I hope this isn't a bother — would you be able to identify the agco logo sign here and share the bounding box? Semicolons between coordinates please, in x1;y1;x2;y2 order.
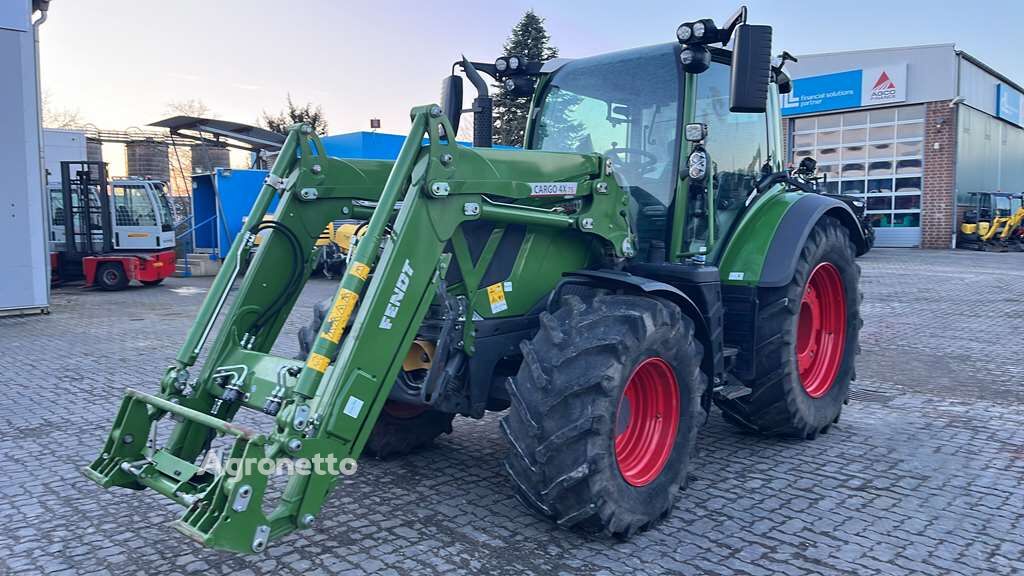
869;70;898;102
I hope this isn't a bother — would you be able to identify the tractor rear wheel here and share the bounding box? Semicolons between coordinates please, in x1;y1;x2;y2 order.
296;297;454;458
715;216;861;438
502;294;706;538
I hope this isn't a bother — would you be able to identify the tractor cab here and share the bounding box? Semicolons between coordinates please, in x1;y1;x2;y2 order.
445;7;783;265
108;178;176;250
526;41;778;262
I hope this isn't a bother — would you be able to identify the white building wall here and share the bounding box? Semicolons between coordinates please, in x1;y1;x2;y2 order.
0;0;49;314
787;44;958;111
43;129;88;183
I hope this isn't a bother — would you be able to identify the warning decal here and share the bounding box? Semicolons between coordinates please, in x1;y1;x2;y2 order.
307;352;331;373
322;289;359;343
486;282;508;314
349;262;370;280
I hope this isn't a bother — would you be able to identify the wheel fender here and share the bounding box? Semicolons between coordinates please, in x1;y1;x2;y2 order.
555;269;709;348
760;194;867;288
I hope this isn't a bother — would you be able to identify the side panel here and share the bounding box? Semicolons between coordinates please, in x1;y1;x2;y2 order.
716;188;800;286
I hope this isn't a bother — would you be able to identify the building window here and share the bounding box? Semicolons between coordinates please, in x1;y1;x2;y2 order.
790;104;924;230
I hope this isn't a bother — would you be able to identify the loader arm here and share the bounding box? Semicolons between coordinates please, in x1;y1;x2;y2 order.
83;105;633;553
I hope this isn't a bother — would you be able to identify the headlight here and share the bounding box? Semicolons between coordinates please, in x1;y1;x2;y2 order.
692;21;705;39
495;57;508;72
676;23;692;42
679;45;711;74
688;149;707;180
504;78;516;91
852;200;865;208
508;56;520;71
684;123;707;143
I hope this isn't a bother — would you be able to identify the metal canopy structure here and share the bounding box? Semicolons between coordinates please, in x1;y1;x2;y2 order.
148;116;285;152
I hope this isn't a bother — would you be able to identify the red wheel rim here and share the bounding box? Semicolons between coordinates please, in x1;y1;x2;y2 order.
614;357;680;487
797;262;847;398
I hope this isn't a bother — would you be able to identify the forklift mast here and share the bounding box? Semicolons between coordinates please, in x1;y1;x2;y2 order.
59;161;113;258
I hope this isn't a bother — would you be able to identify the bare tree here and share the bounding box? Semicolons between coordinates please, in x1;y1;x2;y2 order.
41;90;84;129
165;98;216;118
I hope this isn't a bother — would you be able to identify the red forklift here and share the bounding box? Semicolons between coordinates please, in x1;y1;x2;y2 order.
50;161;177;290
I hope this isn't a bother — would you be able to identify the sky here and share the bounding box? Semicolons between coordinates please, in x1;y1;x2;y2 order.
39;0;1024;141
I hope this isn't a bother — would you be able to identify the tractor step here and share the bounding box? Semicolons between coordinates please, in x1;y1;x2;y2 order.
713;382;752;400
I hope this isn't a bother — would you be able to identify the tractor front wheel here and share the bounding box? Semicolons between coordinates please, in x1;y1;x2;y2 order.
502;294;706;538
715;216;861;438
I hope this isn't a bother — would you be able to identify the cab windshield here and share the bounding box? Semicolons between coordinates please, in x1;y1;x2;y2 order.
152;182;175;231
530;43;682;208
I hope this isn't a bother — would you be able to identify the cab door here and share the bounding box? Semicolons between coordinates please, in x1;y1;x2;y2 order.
110;182;162;250
150;182;177;249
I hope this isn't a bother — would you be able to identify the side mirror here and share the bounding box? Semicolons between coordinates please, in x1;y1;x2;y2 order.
797;156;817;175
440;75;464;136
729;24;772;113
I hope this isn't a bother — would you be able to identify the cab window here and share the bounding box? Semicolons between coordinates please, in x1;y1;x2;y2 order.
112;184;158;226
151;182;175;231
692;61;769;245
532;44;681;208
50;189;65;226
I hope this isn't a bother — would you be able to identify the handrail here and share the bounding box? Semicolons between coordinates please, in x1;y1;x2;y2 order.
175;214;217;241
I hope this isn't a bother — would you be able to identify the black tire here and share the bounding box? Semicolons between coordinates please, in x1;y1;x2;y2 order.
141;279;164;286
715;216;861;438
502;293;707;538
96;262;129;291
296;297;454;458
862;224;875;251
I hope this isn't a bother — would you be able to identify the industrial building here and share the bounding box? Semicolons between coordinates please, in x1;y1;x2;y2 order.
783;44;1024;248
0;0;48;314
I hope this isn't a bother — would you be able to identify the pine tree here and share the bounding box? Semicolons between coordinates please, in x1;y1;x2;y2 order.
493;10;558;147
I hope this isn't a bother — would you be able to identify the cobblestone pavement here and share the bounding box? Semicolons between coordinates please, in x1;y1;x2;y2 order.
1;249;1022;575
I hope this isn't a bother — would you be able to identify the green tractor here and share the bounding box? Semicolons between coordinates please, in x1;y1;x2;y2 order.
84;7;866;553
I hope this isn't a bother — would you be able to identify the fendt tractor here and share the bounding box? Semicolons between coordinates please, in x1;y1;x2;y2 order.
85;7;865;553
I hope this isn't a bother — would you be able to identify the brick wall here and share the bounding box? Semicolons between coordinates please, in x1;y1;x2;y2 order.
921;100;956;249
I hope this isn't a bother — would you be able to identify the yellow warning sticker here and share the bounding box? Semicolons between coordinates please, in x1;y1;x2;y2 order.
486;282;508;314
322;289;359;343
306;352;331;373
349;262;370;280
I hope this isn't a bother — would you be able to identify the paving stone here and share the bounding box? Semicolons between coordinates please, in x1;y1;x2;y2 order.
0;249;1022;574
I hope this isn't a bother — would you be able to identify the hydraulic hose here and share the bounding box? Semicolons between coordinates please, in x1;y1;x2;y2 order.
249;220;305;336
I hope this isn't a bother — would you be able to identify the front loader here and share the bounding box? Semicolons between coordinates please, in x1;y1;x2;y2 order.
84;7;866;553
